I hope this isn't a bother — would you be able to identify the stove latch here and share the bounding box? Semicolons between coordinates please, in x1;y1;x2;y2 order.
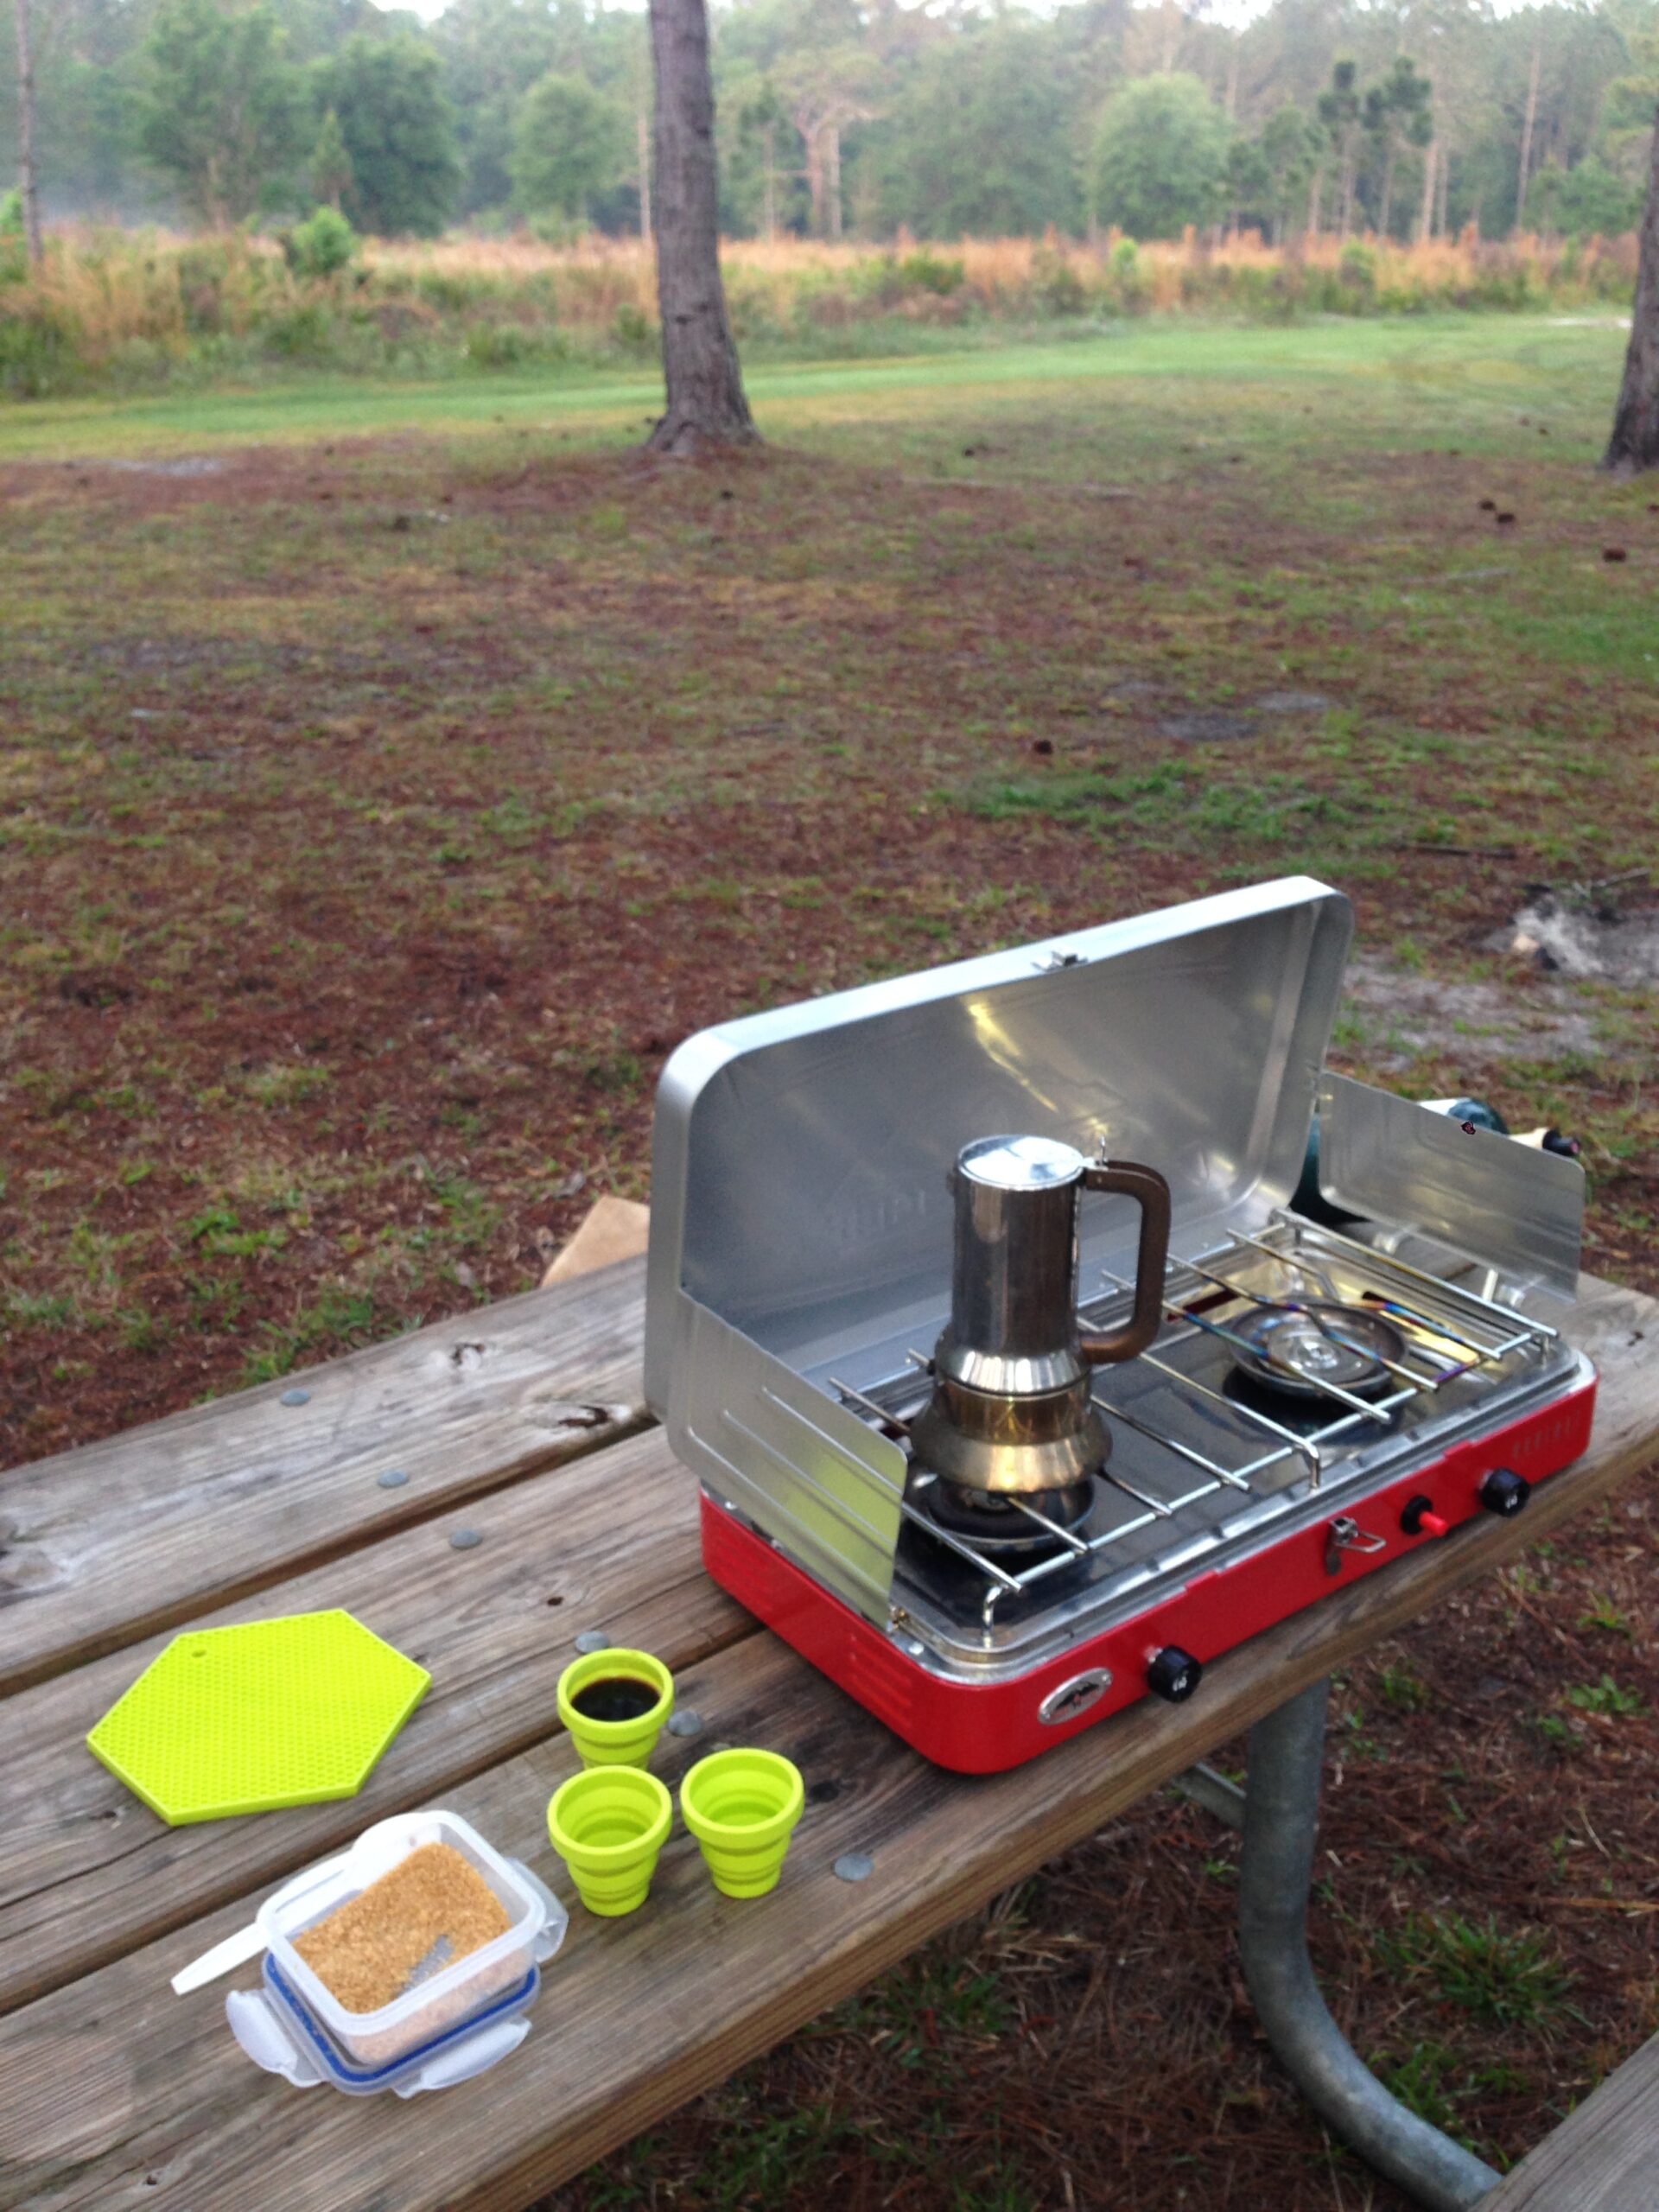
1324;1516;1387;1576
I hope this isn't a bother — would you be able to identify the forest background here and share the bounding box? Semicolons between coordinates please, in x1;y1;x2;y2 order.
3;0;1658;254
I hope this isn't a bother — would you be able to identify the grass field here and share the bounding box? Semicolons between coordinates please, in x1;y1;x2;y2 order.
0;310;1640;456
3;314;1659;2209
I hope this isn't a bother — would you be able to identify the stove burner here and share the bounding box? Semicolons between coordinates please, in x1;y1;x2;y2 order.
920;1477;1095;1559
1219;1368;1341;1435
1227;1300;1407;1404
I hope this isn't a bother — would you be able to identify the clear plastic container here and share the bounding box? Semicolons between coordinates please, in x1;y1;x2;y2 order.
254;1808;566;2069
229;1958;544;2097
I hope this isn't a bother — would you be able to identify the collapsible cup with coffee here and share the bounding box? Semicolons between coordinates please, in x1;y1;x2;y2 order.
679;1749;804;1898
556;1647;673;1769
546;1767;672;1916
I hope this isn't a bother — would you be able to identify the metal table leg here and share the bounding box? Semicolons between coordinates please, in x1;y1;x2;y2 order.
1237;1677;1501;2211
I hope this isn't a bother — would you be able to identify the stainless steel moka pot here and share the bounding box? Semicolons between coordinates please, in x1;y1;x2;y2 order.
910;1137;1172;1526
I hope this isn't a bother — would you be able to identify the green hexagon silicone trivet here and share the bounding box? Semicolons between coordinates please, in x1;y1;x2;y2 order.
86;1610;430;1825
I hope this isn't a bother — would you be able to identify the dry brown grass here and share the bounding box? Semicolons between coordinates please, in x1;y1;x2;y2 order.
371;221;1638;315
1;220;1637;397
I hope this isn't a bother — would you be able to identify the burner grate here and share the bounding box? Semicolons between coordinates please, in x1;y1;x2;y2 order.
828;1212;1566;1635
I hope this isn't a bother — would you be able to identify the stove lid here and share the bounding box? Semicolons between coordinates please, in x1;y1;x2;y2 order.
646;877;1353;1404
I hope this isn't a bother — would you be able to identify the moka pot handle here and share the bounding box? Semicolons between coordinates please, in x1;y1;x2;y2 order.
1076;1160;1171;1365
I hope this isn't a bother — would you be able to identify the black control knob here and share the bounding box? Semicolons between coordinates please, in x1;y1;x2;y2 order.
1478;1467;1531;1517
1147;1646;1202;1703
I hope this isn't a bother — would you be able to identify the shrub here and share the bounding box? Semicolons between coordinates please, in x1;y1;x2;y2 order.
1103;237;1150;314
369;296;438;347
805;287;855;327
0;298;80;394
262;302;335;360
1337;242;1377;308
898;248;965;297
0;190;26;286
284;207;357;281
413;266;480;313
462;321;566;366
1032;245;1087;315
610;300;653;350
526;211;588;249
722;270;786;344
1223;260;1302;322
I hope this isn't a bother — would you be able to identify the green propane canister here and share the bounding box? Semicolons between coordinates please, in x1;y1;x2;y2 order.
1418;1098;1510;1135
1421;1097;1581;1158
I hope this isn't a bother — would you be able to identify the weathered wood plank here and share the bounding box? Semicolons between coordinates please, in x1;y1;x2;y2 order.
1473;2030;1659;2210
0;1428;750;2017
0;1261;649;1699
4;1274;1656;2212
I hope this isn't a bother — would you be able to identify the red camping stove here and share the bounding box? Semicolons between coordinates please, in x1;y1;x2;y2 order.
645;880;1597;1773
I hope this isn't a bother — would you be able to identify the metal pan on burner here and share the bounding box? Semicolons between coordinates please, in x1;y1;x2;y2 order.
1227;1300;1408;1403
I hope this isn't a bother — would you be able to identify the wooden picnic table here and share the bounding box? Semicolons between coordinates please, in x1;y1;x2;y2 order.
3;1249;1657;2212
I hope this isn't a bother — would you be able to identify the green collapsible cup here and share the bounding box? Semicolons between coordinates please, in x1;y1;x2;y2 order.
679;1749;805;1899
556;1647;674;1770
546;1765;673;1916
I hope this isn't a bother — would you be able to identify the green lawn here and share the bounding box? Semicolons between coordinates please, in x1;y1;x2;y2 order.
0;312;1636;460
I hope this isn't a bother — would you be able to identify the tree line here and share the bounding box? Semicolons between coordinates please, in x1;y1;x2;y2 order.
3;0;1657;248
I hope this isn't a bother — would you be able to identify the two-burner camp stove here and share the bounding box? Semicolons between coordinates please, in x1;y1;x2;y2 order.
644;879;1596;1773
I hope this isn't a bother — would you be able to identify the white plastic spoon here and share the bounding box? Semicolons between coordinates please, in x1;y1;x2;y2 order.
170;1919;266;1995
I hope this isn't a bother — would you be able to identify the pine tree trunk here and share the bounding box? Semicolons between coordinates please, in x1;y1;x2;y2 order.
1339;146;1356;240
1605;105;1659;474
1418;139;1437;243
800;117;827;238
1436;143;1450;238
1308;165;1323;238
14;0;45;268
826;123;842;241
761;120;776;241
1379;140;1397;239
646;0;757;455
638;110;652;241
1516;33;1541;232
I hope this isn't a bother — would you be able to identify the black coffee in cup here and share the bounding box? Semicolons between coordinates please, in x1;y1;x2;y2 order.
571;1675;661;1724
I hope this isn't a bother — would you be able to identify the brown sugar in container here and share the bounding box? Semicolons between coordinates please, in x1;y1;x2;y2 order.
257;1810;562;2068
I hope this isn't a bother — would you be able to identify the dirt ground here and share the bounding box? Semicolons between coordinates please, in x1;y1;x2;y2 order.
3;342;1658;2207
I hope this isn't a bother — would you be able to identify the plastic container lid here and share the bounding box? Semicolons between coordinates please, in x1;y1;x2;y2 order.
253;1808;566;2069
